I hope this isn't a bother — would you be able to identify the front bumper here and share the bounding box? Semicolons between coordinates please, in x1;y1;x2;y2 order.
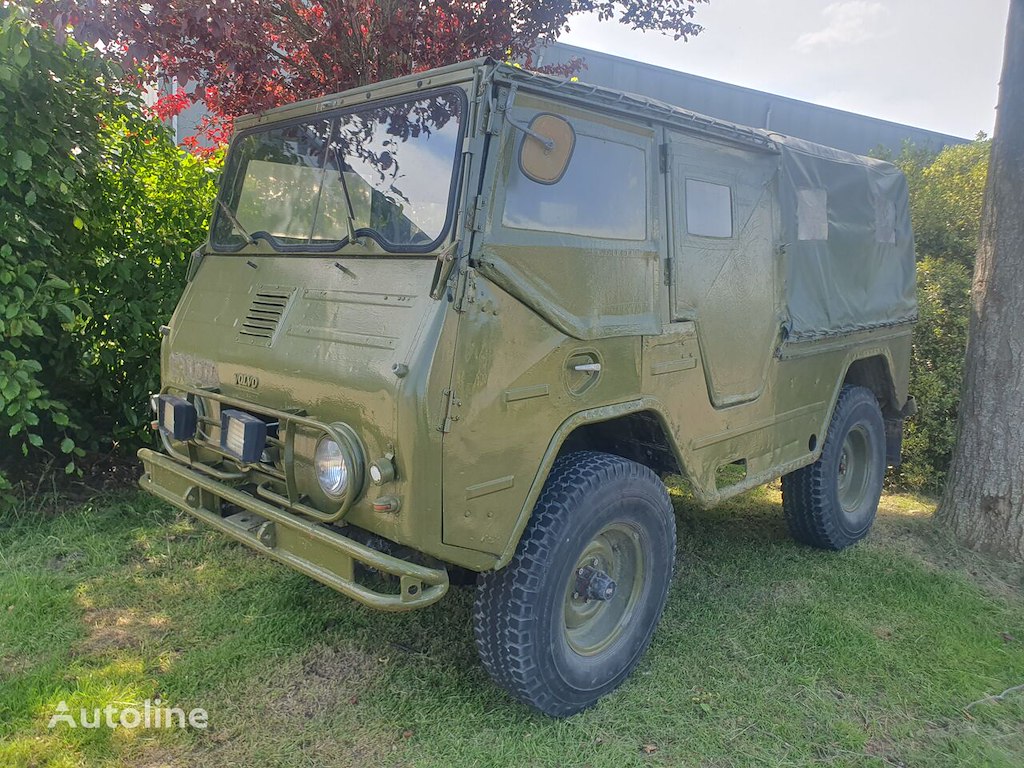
138;448;448;611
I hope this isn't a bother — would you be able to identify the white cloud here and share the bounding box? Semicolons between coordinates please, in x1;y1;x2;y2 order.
795;1;889;53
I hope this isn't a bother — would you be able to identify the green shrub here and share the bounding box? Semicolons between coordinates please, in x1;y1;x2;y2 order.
0;5;219;502
901;139;989;268
897;257;972;491
64;120;220;449
0;4;115;489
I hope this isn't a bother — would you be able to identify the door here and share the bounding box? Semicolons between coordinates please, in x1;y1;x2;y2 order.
666;131;781;407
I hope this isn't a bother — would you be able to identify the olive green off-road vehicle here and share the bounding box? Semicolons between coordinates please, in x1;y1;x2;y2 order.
139;59;917;717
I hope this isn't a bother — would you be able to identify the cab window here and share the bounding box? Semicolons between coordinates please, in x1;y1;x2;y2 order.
502;132;647;240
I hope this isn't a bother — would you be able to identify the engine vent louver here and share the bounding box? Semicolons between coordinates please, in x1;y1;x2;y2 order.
237;287;294;346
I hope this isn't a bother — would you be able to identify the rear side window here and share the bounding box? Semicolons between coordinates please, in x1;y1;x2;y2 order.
685;179;733;238
502;133;647;240
875;197;896;244
797;188;829;240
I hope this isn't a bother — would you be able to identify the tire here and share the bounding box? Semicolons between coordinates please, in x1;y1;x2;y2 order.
473;451;676;717
782;385;886;550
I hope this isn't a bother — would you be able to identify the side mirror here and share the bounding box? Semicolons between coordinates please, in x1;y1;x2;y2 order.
518;114;576;185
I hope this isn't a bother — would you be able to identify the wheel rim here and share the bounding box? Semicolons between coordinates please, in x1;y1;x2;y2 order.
837;424;872;514
563;522;646;656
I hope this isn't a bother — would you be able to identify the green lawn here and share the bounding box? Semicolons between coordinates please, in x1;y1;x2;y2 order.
1;481;1023;767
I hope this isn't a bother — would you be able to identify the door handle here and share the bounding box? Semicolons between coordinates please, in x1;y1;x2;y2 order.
573;363;602;373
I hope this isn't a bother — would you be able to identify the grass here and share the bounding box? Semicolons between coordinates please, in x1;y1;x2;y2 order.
1;481;1023;767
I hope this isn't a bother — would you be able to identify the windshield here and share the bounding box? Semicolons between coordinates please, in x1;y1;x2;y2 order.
211;90;465;252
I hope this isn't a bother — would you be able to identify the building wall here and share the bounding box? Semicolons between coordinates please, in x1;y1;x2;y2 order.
533;43;968;156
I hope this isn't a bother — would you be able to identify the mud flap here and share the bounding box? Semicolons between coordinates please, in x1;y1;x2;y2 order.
884;418;904;468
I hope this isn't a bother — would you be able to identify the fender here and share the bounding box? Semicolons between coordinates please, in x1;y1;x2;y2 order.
493;398;683;569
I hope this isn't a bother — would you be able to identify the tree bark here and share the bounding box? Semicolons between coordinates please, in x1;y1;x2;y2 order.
936;0;1024;560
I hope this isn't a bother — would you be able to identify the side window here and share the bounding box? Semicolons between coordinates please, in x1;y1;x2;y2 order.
685;179;733;238
797;188;828;240
875;197;896;244
502;131;647;240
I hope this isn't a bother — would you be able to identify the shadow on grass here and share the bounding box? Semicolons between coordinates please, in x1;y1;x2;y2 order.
1;486;1022;767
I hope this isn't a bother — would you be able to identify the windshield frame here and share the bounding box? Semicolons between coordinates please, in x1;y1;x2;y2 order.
208;86;469;256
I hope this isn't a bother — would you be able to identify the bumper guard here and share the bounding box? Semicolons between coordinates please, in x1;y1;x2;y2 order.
138;448;448;611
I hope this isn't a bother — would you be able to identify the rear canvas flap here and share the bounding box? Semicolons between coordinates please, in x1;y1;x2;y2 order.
776;136;917;339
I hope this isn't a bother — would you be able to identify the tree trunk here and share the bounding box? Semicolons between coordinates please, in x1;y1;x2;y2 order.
936;0;1024;560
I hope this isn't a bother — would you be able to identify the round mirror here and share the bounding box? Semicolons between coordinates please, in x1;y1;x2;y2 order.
519;113;576;185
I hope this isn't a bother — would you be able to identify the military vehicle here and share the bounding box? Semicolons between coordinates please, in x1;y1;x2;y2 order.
139;58;917;717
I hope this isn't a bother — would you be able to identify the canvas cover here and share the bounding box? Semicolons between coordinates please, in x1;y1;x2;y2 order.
774;135;917;339
481;63;917;341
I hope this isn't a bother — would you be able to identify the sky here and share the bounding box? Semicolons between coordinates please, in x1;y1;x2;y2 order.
562;0;1010;139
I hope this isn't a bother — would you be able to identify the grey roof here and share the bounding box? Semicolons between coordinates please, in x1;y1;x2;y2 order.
532;42;968;156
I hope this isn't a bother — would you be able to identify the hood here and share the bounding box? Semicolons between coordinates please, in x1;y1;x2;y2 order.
162;252;440;455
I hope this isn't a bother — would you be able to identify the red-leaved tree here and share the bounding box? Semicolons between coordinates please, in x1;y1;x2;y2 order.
36;1;708;149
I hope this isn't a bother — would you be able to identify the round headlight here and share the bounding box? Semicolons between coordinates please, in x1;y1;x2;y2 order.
314;437;349;498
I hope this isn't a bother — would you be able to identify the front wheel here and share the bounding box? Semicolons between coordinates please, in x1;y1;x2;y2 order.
782;385;886;550
473;451;676;717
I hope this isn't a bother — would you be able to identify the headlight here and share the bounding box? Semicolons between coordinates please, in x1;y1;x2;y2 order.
314;437;349;498
306;423;365;511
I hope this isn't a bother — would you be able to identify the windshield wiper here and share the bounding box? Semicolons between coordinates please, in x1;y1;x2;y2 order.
217;200;267;247
335;167;360;245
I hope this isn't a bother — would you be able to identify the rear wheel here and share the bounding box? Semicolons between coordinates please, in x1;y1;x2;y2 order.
782;385;885;550
473;451;676;717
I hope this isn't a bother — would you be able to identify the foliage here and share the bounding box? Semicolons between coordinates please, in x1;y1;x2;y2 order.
66;120;220;448
35;0;709;143
888;140;989;491
899;257;972;491
899;138;990;268
0;3;116;489
0;5;220;503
